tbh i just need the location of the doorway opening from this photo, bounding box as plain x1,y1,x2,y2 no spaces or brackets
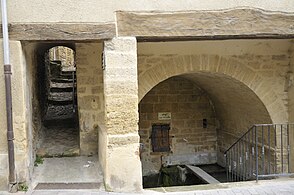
36,45,79,157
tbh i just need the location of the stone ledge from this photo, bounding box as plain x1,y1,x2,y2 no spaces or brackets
108,134,140,145
162,152,217,166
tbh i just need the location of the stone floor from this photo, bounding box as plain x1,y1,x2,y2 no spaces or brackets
5,177,294,194
32,156,103,190
36,127,79,157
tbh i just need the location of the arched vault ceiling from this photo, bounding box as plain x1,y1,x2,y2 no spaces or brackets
180,73,272,132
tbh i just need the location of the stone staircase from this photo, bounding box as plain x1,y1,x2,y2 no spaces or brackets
37,60,79,157
43,61,77,128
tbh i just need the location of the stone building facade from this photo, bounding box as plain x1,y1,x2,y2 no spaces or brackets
0,0,294,193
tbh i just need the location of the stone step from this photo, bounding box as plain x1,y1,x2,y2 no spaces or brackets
51,78,76,83
51,74,75,80
43,118,78,128
34,182,102,190
48,92,74,102
50,81,75,88
47,100,74,106
61,66,76,72
44,104,76,118
50,87,76,93
60,72,76,78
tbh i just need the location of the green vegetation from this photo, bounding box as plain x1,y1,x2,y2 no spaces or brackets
34,155,44,166
18,183,28,192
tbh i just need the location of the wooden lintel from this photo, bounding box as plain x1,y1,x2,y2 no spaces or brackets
3,23,116,41
117,8,294,40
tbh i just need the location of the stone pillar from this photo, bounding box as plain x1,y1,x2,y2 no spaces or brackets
103,37,142,192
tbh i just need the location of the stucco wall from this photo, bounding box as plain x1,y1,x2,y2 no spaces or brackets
139,77,217,176
76,42,104,155
0,40,30,190
21,42,41,187
3,1,294,23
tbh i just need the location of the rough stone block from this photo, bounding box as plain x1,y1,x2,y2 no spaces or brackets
104,37,137,53
104,142,142,192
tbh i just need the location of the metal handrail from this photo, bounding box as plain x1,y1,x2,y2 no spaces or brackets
224,125,255,154
224,123,293,183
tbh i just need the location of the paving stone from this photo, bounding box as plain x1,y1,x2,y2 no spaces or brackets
2,176,294,195
37,127,79,157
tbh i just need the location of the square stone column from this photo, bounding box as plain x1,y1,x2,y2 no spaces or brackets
103,37,142,192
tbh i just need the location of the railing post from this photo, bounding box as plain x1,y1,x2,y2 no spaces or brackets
268,125,271,175
72,70,75,113
287,124,290,173
255,126,259,182
281,124,284,173
224,123,294,183
225,153,228,182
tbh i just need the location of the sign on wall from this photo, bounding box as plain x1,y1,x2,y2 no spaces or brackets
158,112,172,120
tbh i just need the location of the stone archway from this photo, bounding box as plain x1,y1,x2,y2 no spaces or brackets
138,54,287,124
137,50,290,172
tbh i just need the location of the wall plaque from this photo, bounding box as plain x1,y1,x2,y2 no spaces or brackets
158,112,171,120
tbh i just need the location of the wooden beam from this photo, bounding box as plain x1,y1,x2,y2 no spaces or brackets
116,8,294,40
3,23,116,41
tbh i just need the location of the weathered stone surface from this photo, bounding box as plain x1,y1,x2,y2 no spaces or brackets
117,8,294,40
139,77,217,176
108,134,140,145
162,152,217,167
137,40,289,170
76,42,104,155
105,142,142,192
103,37,142,192
3,23,116,41
288,45,294,171
104,37,139,135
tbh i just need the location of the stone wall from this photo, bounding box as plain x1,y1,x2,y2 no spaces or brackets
76,43,104,155
139,77,217,176
49,46,75,67
289,42,294,123
22,42,42,187
138,39,290,165
288,41,294,171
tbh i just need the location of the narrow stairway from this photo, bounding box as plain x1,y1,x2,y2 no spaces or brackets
37,60,79,157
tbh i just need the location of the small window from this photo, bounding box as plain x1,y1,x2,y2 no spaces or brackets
151,124,170,152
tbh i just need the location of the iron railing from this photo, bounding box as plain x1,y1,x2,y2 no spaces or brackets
224,124,294,182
